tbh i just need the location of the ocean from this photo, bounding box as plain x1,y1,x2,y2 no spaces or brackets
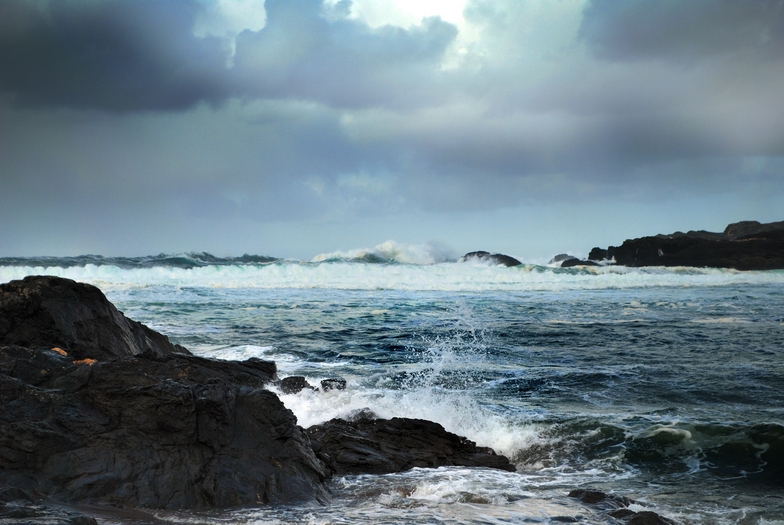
2,245,783,525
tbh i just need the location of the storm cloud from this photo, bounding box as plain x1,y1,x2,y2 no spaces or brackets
1,0,783,258
0,0,457,111
580,0,784,63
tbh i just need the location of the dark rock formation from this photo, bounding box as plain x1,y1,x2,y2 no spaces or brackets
320,377,346,391
587,220,784,270
550,254,601,268
458,251,522,267
307,411,516,476
549,253,576,264
0,345,329,509
1,275,518,517
560,258,599,268
279,375,316,394
0,275,189,361
0,276,329,510
568,489,632,507
724,220,784,239
568,489,677,524
588,247,608,261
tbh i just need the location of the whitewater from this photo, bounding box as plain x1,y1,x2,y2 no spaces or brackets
2,244,783,524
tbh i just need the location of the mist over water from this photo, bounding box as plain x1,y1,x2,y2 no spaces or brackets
2,251,784,524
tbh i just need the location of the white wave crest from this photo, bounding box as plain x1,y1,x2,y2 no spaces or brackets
311,240,453,264
1,262,783,292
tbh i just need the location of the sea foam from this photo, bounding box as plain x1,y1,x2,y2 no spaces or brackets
1,261,782,293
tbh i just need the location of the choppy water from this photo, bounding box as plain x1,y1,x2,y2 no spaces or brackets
2,249,783,524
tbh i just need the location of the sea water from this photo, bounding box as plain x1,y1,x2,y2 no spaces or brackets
2,247,783,524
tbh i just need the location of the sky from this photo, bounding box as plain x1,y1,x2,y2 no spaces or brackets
1,0,783,261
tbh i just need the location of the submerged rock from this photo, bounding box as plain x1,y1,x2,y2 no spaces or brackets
568,489,677,524
321,377,347,391
307,411,516,476
458,251,522,267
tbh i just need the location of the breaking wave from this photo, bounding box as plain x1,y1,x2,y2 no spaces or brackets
1,258,782,292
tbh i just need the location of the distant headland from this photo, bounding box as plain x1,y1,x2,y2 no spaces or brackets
585,220,784,271
459,220,784,271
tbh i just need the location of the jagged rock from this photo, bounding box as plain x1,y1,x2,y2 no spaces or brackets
0,275,189,361
724,220,784,239
0,344,328,509
549,253,576,264
588,247,608,261
320,377,346,391
307,411,516,476
0,276,329,510
279,375,316,394
586,220,784,270
458,251,522,267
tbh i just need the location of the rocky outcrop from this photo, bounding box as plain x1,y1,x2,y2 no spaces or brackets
549,253,576,264
560,258,599,268
1,275,517,517
307,410,516,476
458,251,522,267
0,276,330,510
568,490,677,524
588,220,784,270
549,254,599,268
0,344,329,509
279,375,316,394
0,275,189,361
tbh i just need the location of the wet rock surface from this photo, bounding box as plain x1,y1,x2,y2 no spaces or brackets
588,220,784,270
559,258,599,268
0,345,329,509
1,275,517,518
0,275,189,361
279,375,316,394
320,377,346,391
458,251,522,267
307,410,516,476
568,489,677,524
0,276,329,511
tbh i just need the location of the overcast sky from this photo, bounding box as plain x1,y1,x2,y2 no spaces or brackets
2,0,783,260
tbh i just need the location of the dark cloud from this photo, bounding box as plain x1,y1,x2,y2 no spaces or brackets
0,0,231,111
0,0,458,112
580,0,784,63
1,0,783,258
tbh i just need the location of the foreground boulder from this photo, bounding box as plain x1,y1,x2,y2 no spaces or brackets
0,275,516,515
0,345,329,508
0,276,329,509
0,275,189,360
458,251,522,267
307,410,516,476
587,220,784,270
